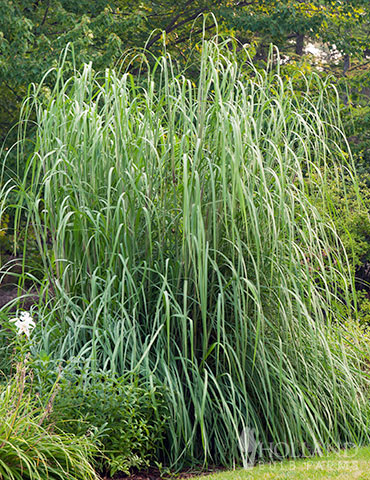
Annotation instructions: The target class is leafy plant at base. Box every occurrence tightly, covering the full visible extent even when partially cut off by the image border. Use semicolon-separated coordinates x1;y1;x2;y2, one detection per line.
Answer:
0;360;98;480
9;38;370;468
51;370;167;476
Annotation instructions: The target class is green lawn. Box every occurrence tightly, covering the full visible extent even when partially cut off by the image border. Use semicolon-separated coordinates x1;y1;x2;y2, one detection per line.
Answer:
201;448;370;480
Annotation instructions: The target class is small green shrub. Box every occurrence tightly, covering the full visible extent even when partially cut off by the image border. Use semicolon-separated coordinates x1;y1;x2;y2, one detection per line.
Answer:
310;171;370;323
51;370;167;476
324;173;370;269
339;68;370;175
0;361;98;480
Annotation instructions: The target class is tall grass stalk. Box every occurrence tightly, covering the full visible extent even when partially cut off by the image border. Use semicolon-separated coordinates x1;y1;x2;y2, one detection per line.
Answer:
10;39;370;467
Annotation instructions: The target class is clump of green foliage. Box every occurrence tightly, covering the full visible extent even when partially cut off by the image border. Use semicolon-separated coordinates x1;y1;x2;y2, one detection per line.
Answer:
340;69;370;176
0;360;98;480
310;169;370;323
51;370;167;476
317;172;370;269
6;38;370;469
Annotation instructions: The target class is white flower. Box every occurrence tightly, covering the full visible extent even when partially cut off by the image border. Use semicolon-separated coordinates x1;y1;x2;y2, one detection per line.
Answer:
10;312;36;338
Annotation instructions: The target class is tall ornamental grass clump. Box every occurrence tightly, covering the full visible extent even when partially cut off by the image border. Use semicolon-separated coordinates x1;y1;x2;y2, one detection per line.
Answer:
9;39;370;467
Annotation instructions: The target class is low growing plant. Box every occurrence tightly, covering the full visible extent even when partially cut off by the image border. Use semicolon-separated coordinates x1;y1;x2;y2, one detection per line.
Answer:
0;360;98;480
51;370;167;476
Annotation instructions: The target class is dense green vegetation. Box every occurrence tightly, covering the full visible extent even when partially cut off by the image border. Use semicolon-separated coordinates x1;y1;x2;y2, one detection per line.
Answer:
0;359;98;480
0;38;369;476
1;2;370;479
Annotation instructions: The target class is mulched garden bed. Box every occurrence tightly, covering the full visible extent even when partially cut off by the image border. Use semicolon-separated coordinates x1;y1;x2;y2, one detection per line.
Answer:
105;466;225;480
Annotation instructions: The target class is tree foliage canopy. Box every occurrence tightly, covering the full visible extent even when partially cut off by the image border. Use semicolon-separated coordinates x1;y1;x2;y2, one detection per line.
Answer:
220;0;370;56
0;0;369;144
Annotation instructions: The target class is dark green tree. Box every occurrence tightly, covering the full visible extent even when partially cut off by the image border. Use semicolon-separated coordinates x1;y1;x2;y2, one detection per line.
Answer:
219;1;370;62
